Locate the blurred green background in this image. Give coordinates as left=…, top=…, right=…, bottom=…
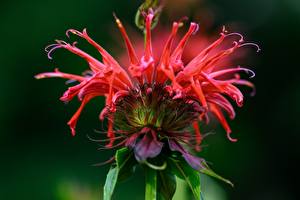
left=0, top=0, right=299, bottom=199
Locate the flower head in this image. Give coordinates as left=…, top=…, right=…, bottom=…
left=36, top=12, right=258, bottom=170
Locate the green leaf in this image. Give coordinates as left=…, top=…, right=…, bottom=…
left=200, top=162, right=234, bottom=187
left=103, top=148, right=137, bottom=200
left=115, top=147, right=137, bottom=182
left=169, top=158, right=201, bottom=200
left=103, top=166, right=119, bottom=200
left=157, top=170, right=176, bottom=200
left=145, top=167, right=157, bottom=200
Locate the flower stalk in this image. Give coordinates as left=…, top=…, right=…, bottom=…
left=145, top=167, right=157, bottom=200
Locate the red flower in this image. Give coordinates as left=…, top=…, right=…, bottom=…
left=36, top=13, right=258, bottom=167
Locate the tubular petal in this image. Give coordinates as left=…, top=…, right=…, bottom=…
left=156, top=22, right=179, bottom=84
left=67, top=94, right=97, bottom=136
left=192, top=121, right=202, bottom=151
left=209, top=67, right=255, bottom=79
left=106, top=115, right=115, bottom=147
left=190, top=78, right=208, bottom=109
left=54, top=40, right=107, bottom=72
left=171, top=22, right=199, bottom=71
left=35, top=68, right=85, bottom=82
left=210, top=104, right=237, bottom=142
left=114, top=14, right=139, bottom=66
left=178, top=33, right=226, bottom=80
left=144, top=13, right=154, bottom=62
left=206, top=93, right=236, bottom=119
left=67, top=28, right=133, bottom=87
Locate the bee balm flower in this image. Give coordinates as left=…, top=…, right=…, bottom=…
left=36, top=13, right=258, bottom=170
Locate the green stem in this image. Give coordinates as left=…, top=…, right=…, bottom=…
left=145, top=167, right=157, bottom=200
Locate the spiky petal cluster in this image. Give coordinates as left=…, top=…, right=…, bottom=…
left=36, top=13, right=258, bottom=163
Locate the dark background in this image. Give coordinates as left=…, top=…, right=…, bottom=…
left=0, top=0, right=299, bottom=199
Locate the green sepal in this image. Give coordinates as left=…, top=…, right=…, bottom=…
left=115, top=147, right=137, bottom=182
left=145, top=166, right=157, bottom=200
left=103, top=148, right=137, bottom=200
left=168, top=158, right=201, bottom=200
left=200, top=161, right=234, bottom=187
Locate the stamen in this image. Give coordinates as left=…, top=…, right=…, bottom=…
left=239, top=42, right=261, bottom=52
left=178, top=16, right=188, bottom=26
left=225, top=32, right=244, bottom=43
left=209, top=67, right=255, bottom=79
left=66, top=29, right=83, bottom=38
left=46, top=44, right=62, bottom=59
left=45, top=43, right=60, bottom=52
left=82, top=70, right=94, bottom=77
left=94, top=129, right=127, bottom=135
left=72, top=41, right=78, bottom=46
left=102, top=139, right=126, bottom=149
left=239, top=67, right=256, bottom=78
left=92, top=156, right=115, bottom=167
left=55, top=39, right=68, bottom=45
left=87, top=134, right=125, bottom=142
left=222, top=25, right=228, bottom=34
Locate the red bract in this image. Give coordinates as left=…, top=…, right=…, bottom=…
left=36, top=13, right=258, bottom=149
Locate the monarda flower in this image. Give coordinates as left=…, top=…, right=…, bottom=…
left=36, top=12, right=258, bottom=200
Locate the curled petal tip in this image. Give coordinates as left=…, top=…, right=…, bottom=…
left=55, top=39, right=68, bottom=45
left=45, top=44, right=59, bottom=52
left=99, top=107, right=109, bottom=121
left=240, top=42, right=261, bottom=52
left=222, top=25, right=228, bottom=34
left=195, top=145, right=201, bottom=152
left=34, top=74, right=43, bottom=79
left=113, top=12, right=122, bottom=27
left=237, top=66, right=256, bottom=79
left=225, top=32, right=244, bottom=43
left=226, top=131, right=238, bottom=142
left=70, top=127, right=76, bottom=136
left=247, top=69, right=256, bottom=79
left=250, top=87, right=256, bottom=97
left=65, top=30, right=71, bottom=38
left=191, top=23, right=199, bottom=35
left=112, top=12, right=117, bottom=18
left=72, top=41, right=78, bottom=46
left=66, top=29, right=83, bottom=38
left=228, top=136, right=238, bottom=142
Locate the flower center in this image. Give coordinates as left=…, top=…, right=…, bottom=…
left=113, top=84, right=203, bottom=136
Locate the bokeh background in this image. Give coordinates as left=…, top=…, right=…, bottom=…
left=0, top=0, right=299, bottom=199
